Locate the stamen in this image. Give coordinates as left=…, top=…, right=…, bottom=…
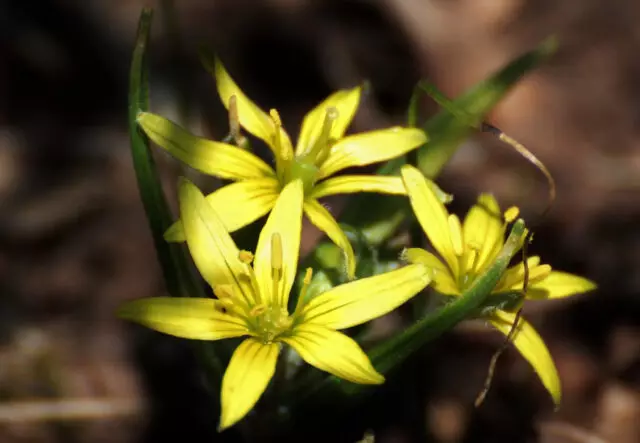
left=249, top=304, right=267, bottom=317
left=504, top=206, right=520, bottom=223
left=213, top=284, right=234, bottom=300
left=271, top=233, right=283, bottom=306
left=213, top=284, right=246, bottom=317
left=527, top=264, right=552, bottom=284
left=448, top=214, right=464, bottom=256
left=305, top=107, right=338, bottom=164
left=294, top=267, right=314, bottom=315
left=228, top=95, right=247, bottom=148
left=238, top=250, right=254, bottom=265
left=269, top=109, right=290, bottom=161
left=465, top=248, right=478, bottom=274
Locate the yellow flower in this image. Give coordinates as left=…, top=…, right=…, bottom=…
left=400, top=165, right=596, bottom=404
left=118, top=178, right=431, bottom=430
left=137, top=58, right=427, bottom=278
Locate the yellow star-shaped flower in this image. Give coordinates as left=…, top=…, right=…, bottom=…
left=400, top=165, right=596, bottom=404
left=118, top=178, right=431, bottom=430
left=137, top=58, right=427, bottom=278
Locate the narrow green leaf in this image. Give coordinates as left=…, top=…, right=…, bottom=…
left=127, top=8, right=225, bottom=381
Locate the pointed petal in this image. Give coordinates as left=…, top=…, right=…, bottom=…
left=310, top=175, right=406, bottom=199
left=212, top=58, right=294, bottom=160
left=303, top=199, right=356, bottom=279
left=213, top=58, right=274, bottom=146
left=318, top=127, right=427, bottom=179
left=164, top=179, right=280, bottom=243
left=282, top=324, right=383, bottom=384
left=296, top=86, right=361, bottom=156
left=219, top=338, right=279, bottom=431
left=137, top=112, right=274, bottom=180
left=401, top=165, right=459, bottom=276
left=179, top=178, right=255, bottom=306
left=117, top=297, right=249, bottom=340
left=403, top=248, right=460, bottom=295
left=489, top=311, right=561, bottom=405
left=462, top=194, right=505, bottom=273
left=300, top=263, right=430, bottom=329
left=527, top=271, right=597, bottom=300
left=254, top=180, right=304, bottom=307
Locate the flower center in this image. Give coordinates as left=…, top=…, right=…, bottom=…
left=250, top=304, right=293, bottom=343
left=278, top=107, right=339, bottom=194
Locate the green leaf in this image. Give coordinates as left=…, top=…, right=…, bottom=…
left=127, top=7, right=225, bottom=382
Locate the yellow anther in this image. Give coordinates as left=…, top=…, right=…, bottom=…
left=213, top=284, right=234, bottom=299
left=271, top=233, right=283, bottom=275
left=305, top=107, right=338, bottom=164
left=269, top=109, right=282, bottom=127
left=294, top=267, right=314, bottom=315
left=504, top=206, right=520, bottom=223
left=527, top=264, right=552, bottom=285
left=465, top=248, right=478, bottom=274
left=448, top=214, right=464, bottom=256
left=303, top=267, right=313, bottom=285
left=249, top=304, right=267, bottom=317
left=238, top=250, right=254, bottom=265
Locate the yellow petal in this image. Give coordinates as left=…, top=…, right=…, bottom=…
left=212, top=58, right=274, bottom=145
left=527, top=271, right=597, bottom=300
left=462, top=194, right=505, bottom=273
left=310, top=175, right=406, bottom=199
left=179, top=179, right=255, bottom=305
left=296, top=86, right=361, bottom=156
left=164, top=179, right=280, bottom=243
left=117, top=297, right=249, bottom=340
left=303, top=199, right=356, bottom=279
left=493, top=256, right=541, bottom=293
left=254, top=180, right=304, bottom=307
left=401, top=165, right=458, bottom=276
left=300, top=264, right=430, bottom=329
left=318, top=127, right=427, bottom=179
left=403, top=248, right=460, bottom=295
left=137, top=112, right=274, bottom=180
left=490, top=311, right=561, bottom=405
left=219, top=338, right=279, bottom=431
left=212, top=58, right=294, bottom=161
left=282, top=324, right=383, bottom=384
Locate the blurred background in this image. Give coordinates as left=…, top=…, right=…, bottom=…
left=0, top=0, right=638, bottom=442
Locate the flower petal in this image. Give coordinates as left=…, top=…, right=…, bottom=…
left=403, top=248, right=460, bottom=295
left=179, top=178, right=255, bottom=305
left=300, top=263, right=430, bottom=329
left=489, top=311, right=561, bottom=405
left=211, top=58, right=295, bottom=161
left=462, top=194, right=505, bottom=273
left=254, top=180, right=304, bottom=308
left=401, top=165, right=459, bottom=276
left=303, top=199, right=356, bottom=279
left=164, top=178, right=280, bottom=243
left=137, top=112, right=274, bottom=180
left=527, top=271, right=597, bottom=300
left=219, top=338, right=279, bottom=431
left=212, top=58, right=274, bottom=145
left=117, top=297, right=249, bottom=340
left=310, top=175, right=406, bottom=199
left=282, top=324, right=383, bottom=384
left=318, top=127, right=427, bottom=179
left=296, top=86, right=361, bottom=156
